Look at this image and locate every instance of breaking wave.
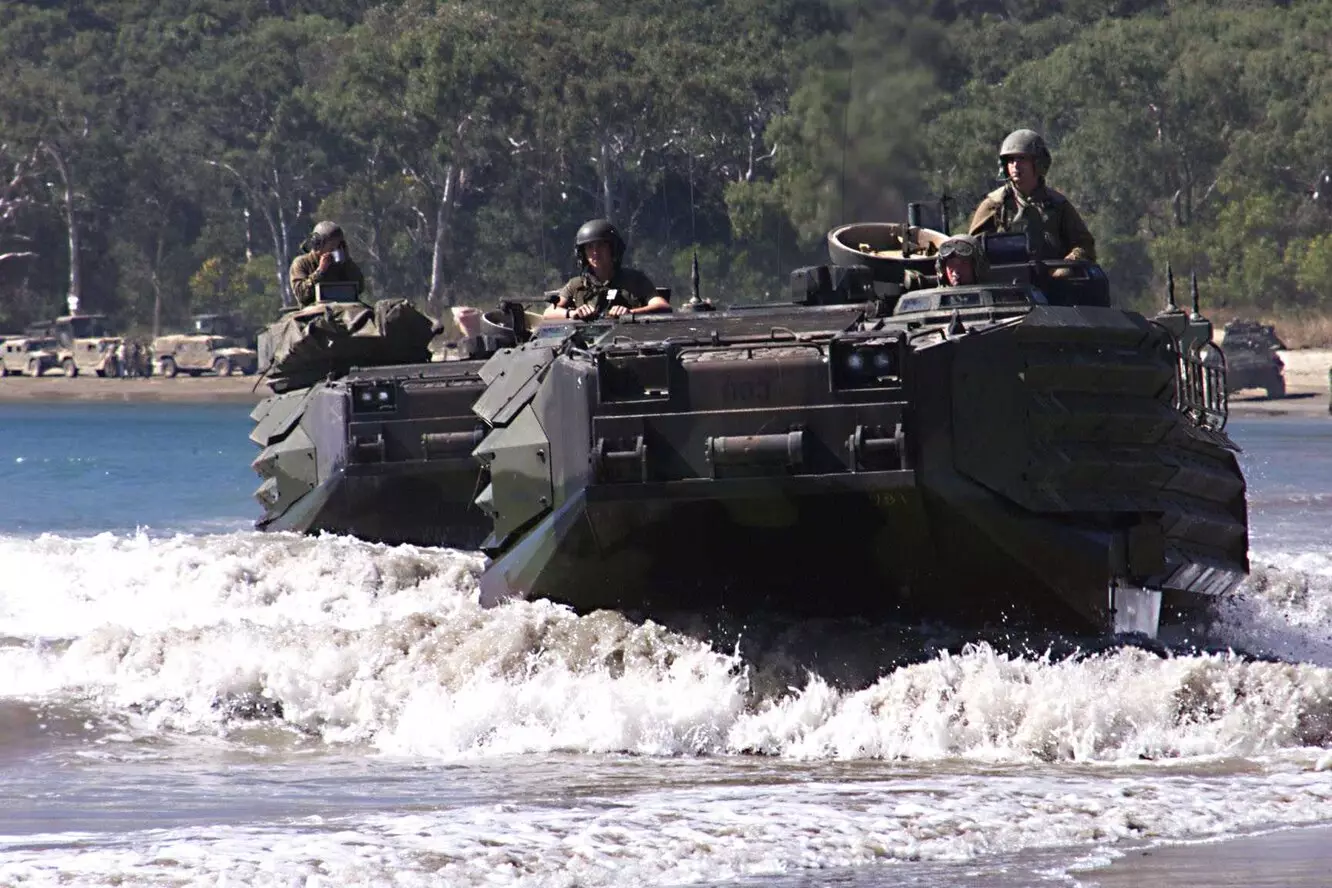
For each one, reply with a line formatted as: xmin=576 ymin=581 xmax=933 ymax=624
xmin=3 ymin=530 xmax=1332 ymax=766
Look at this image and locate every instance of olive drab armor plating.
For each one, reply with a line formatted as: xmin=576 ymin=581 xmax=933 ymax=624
xmin=248 ymin=206 xmax=1248 ymax=641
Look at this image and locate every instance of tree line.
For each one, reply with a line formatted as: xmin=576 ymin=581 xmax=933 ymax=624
xmin=2 ymin=0 xmax=1332 ymax=335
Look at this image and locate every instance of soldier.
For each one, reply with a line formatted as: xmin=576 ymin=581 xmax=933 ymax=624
xmin=544 ymin=219 xmax=670 ymax=320
xmin=903 ymin=235 xmax=985 ymax=291
xmin=968 ymin=129 xmax=1096 ymax=263
xmin=288 ymin=221 xmax=366 ymax=307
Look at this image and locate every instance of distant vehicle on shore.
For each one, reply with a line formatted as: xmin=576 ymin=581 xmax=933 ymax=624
xmin=51 ymin=312 xmax=121 ymax=378
xmin=152 ymin=313 xmax=258 ymax=377
xmin=1220 ymin=319 xmax=1286 ymax=399
xmin=0 ymin=337 xmax=61 ymax=376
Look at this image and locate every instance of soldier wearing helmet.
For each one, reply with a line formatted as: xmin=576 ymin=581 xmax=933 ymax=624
xmin=968 ymin=129 xmax=1096 ymax=263
xmin=544 ymin=218 xmax=670 ymax=320
xmin=903 ymin=234 xmax=986 ymax=291
xmin=289 ymin=220 xmax=366 ymax=307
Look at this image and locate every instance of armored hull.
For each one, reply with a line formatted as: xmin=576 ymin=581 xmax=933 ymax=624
xmin=248 ymin=297 xmax=495 ymax=549
xmin=250 ymin=359 xmax=492 ymax=547
xmin=469 ymin=254 xmax=1248 ymax=637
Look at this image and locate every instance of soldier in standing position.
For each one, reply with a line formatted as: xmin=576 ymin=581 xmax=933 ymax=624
xmin=544 ymin=219 xmax=670 ymax=320
xmin=289 ymin=221 xmax=366 ymax=307
xmin=968 ymin=129 xmax=1096 ymax=263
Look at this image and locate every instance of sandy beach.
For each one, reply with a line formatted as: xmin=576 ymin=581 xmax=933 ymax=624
xmin=1227 ymin=347 xmax=1332 ymax=418
xmin=0 ymin=374 xmax=268 ymax=404
xmin=0 ymin=349 xmax=1327 ymax=414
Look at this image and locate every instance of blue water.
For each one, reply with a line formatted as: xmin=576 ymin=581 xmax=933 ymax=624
xmin=0 ymin=404 xmax=1327 ymax=549
xmin=0 ymin=403 xmax=257 ymax=535
xmin=1229 ymin=416 xmax=1332 ymax=552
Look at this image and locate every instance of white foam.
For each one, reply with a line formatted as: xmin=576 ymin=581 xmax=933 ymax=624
xmin=2 ymin=532 xmax=1332 ymax=767
xmin=2 ymin=766 xmax=1332 ymax=887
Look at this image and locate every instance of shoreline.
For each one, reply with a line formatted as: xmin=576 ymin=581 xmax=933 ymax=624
xmin=0 ymin=375 xmax=267 ymax=404
xmin=0 ymin=349 xmax=1326 ymax=415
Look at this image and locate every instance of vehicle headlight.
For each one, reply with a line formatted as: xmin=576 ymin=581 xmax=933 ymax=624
xmin=351 ymin=381 xmax=397 ymax=413
xmin=832 ymin=338 xmax=901 ymax=389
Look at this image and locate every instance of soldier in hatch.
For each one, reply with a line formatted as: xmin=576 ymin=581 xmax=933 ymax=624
xmin=903 ymin=234 xmax=985 ymax=291
xmin=543 ymin=219 xmax=671 ymax=320
xmin=968 ymin=128 xmax=1096 ymax=263
xmin=289 ymin=220 xmax=366 ymax=307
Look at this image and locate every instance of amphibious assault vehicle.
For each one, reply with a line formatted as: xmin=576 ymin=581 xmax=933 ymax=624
xmin=464 ymin=224 xmax=1247 ymax=638
xmin=248 ymin=223 xmax=1248 ymax=639
xmin=248 ymin=288 xmax=523 ymax=548
xmin=1220 ymin=318 xmax=1286 ymax=399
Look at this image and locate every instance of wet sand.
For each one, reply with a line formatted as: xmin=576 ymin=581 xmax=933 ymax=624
xmin=1074 ymin=824 xmax=1332 ymax=887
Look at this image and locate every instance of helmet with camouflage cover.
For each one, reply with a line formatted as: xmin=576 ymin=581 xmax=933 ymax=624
xmin=935 ymin=234 xmax=987 ymax=282
xmin=999 ymin=129 xmax=1052 ymax=178
xmin=574 ymin=218 xmax=626 ymax=268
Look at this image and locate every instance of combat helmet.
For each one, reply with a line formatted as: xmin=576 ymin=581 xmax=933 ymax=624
xmin=574 ymin=218 xmax=626 ymax=268
xmin=308 ymin=220 xmax=345 ymax=252
xmin=935 ymin=234 xmax=987 ymax=280
xmin=999 ymin=129 xmax=1052 ymax=178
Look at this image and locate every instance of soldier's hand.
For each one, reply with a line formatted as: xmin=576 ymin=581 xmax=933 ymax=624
xmin=317 ymin=252 xmax=335 ymax=273
xmin=573 ymin=303 xmax=598 ymax=319
xmin=607 ymin=304 xmax=629 ymax=318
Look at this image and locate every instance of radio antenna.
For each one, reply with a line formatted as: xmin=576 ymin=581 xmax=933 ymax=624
xmin=689 ymin=141 xmax=700 ymax=305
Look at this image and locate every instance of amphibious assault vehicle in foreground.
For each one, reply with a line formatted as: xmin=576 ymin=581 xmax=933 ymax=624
xmin=248 ymin=224 xmax=1248 ymax=638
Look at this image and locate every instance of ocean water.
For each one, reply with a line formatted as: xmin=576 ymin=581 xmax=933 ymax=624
xmin=1 ymin=404 xmax=1331 ymax=887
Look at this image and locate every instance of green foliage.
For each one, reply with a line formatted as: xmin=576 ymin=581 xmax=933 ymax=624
xmin=188 ymin=254 xmax=281 ymax=330
xmin=2 ymin=0 xmax=1332 ymax=327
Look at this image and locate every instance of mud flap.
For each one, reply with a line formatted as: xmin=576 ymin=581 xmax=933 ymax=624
xmin=1110 ymin=581 xmax=1162 ymax=637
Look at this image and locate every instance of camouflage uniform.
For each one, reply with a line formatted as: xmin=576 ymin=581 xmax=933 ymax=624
xmin=556 ymin=266 xmax=658 ymax=314
xmin=289 ymin=250 xmax=366 ymax=307
xmin=968 ymin=182 xmax=1096 ymax=263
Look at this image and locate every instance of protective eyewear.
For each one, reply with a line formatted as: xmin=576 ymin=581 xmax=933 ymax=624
xmin=939 ymin=239 xmax=976 ymax=259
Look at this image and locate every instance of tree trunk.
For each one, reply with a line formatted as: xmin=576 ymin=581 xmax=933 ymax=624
xmin=273 ymin=167 xmax=295 ymax=307
xmin=151 ymin=228 xmax=165 ymax=338
xmin=42 ymin=142 xmax=81 ymax=312
xmin=598 ymin=141 xmax=615 ymax=222
xmin=428 ymin=163 xmax=456 ymax=309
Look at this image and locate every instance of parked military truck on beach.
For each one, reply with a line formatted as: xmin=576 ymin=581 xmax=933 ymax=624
xmin=0 ymin=337 xmax=61 ymax=376
xmin=52 ymin=312 xmax=121 ymax=377
xmin=152 ymin=314 xmax=259 ymax=377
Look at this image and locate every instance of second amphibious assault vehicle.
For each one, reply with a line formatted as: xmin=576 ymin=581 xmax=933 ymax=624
xmin=249 ymin=215 xmax=1248 ymax=639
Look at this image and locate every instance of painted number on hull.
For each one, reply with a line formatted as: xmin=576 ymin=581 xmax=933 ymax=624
xmin=723 ymin=378 xmax=772 ymax=404
xmin=871 ymin=491 xmax=910 ymax=509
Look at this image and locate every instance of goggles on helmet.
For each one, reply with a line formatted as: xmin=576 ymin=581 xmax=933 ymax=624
xmin=939 ymin=239 xmax=976 ymax=260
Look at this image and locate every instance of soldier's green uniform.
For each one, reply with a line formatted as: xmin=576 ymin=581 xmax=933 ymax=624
xmin=555 ymin=266 xmax=658 ymax=314
xmin=968 ymin=182 xmax=1096 ymax=263
xmin=968 ymin=128 xmax=1096 ymax=263
xmin=289 ymin=250 xmax=366 ymax=307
